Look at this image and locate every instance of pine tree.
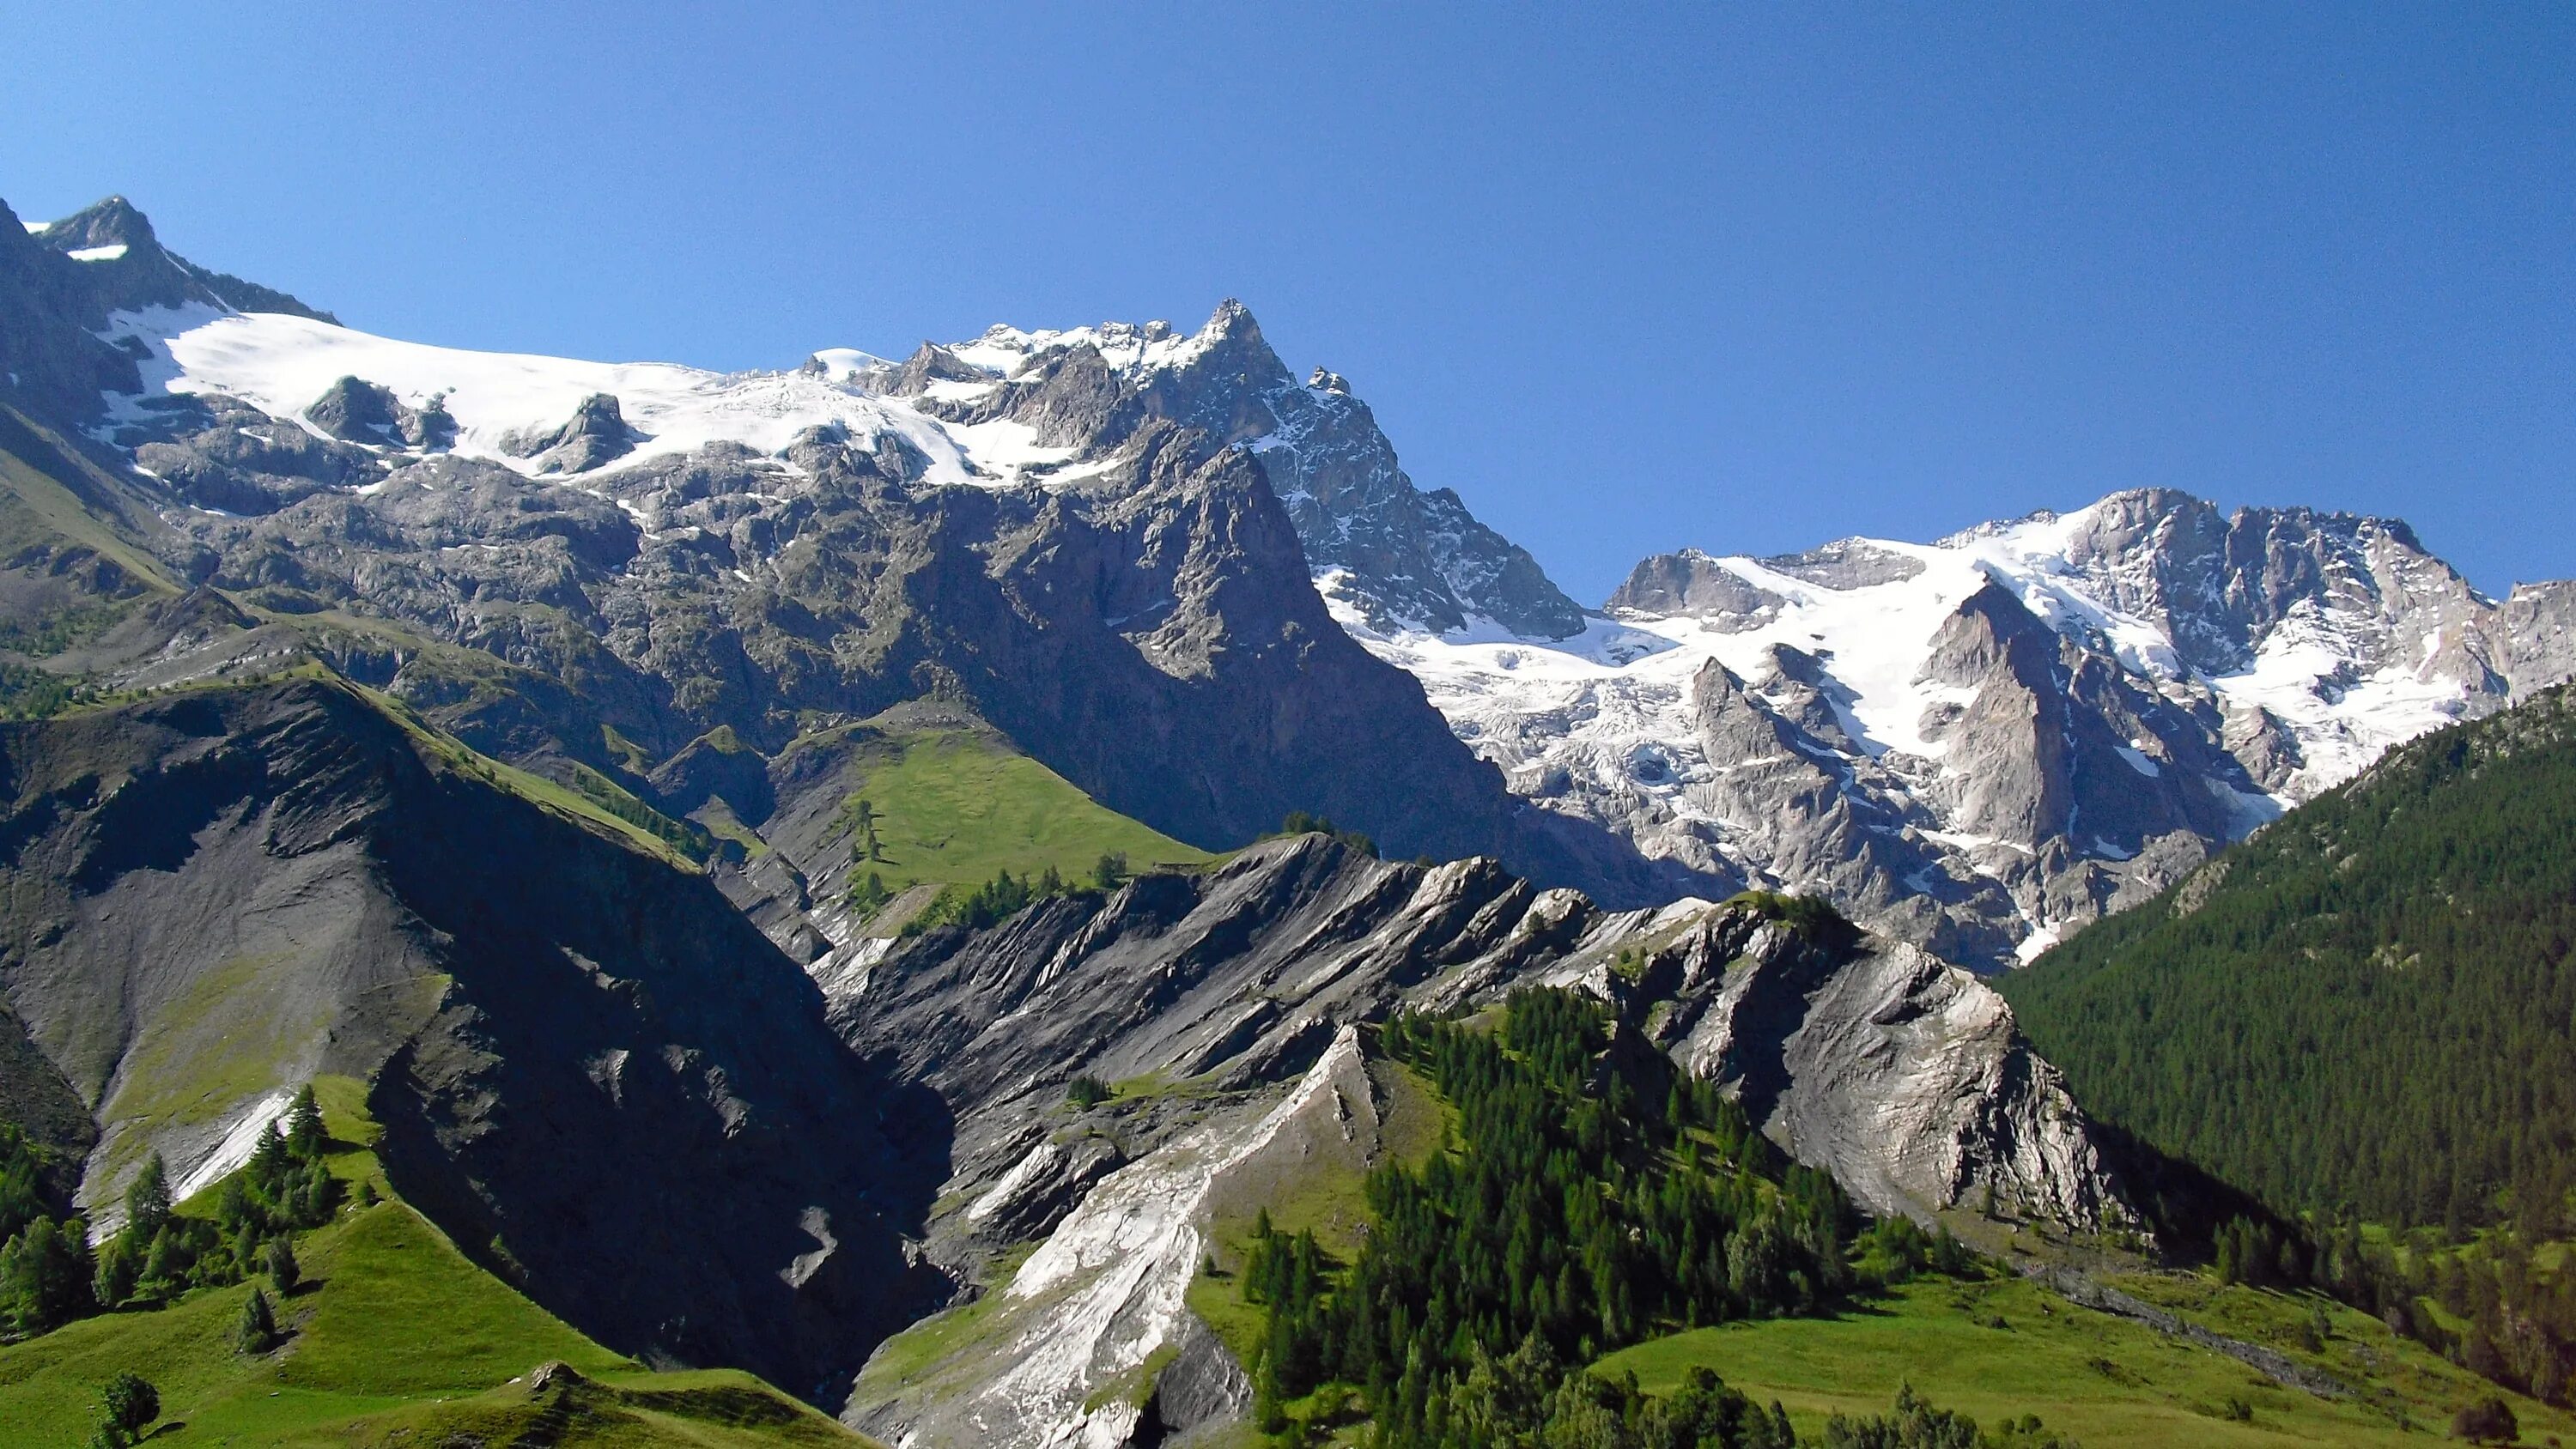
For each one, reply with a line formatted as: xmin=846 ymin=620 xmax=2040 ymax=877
xmin=1 ymin=1216 xmax=94 ymax=1331
xmin=285 ymin=1085 xmax=325 ymax=1157
xmin=90 ymin=1231 xmax=137 ymax=1311
xmin=236 ymin=1285 xmax=278 ymax=1354
xmin=265 ymin=1236 xmax=301 ymax=1296
xmin=122 ymin=1155 xmax=171 ymax=1242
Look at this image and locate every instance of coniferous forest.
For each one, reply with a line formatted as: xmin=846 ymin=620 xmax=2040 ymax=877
xmin=2007 ymin=688 xmax=2576 ymax=1234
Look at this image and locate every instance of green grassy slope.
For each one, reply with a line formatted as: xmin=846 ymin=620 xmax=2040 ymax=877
xmin=0 ymin=407 xmax=182 ymax=598
xmin=811 ymin=721 xmax=1214 ymax=898
xmin=0 ymin=1079 xmax=870 ymax=1447
xmin=1596 ymin=1270 xmax=2575 ymax=1447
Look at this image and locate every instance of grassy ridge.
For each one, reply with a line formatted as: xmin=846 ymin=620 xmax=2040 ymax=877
xmin=0 ymin=1078 xmax=869 ymax=1446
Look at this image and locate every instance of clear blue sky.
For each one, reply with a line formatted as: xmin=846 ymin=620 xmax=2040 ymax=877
xmin=7 ymin=6 xmax=2569 ymax=600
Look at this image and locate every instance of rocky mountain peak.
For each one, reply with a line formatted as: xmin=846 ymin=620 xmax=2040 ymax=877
xmin=36 ymin=194 xmax=159 ymax=252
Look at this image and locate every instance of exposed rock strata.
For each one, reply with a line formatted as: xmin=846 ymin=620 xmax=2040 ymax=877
xmin=825 ymin=838 xmax=2139 ymax=1446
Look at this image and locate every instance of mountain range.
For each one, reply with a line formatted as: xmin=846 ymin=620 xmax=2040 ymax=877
xmin=1 ymin=191 xmax=2569 ymax=1446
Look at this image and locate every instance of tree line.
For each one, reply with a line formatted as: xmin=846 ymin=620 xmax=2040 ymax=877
xmin=2008 ymin=688 xmax=2576 ymax=1235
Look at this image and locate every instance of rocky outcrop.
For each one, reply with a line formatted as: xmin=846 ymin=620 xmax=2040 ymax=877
xmin=1544 ymin=898 xmax=2137 ymax=1228
xmin=304 ymin=375 xmax=454 ymax=451
xmin=507 ymin=391 xmax=640 ymax=473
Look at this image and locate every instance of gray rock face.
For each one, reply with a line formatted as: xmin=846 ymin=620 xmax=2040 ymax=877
xmin=1384 ymin=488 xmax=2576 ymax=967
xmin=0 ymin=194 xmax=333 ymax=432
xmin=303 ymin=375 xmax=454 ymax=451
xmin=911 ymin=303 xmax=1589 ymax=639
xmin=1552 ymin=901 xmax=2136 ymax=1228
xmin=507 ymin=391 xmax=640 ymax=473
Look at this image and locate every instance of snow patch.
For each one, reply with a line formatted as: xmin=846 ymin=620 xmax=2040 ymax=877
xmin=67 ymin=243 xmax=130 ymax=263
xmin=94 ymin=309 xmax=1048 ymax=490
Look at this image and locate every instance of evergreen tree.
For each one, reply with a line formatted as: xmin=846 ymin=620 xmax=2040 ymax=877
xmin=236 ymin=1285 xmax=278 ymax=1354
xmin=0 ymin=1123 xmax=52 ymax=1246
xmin=122 ymin=1155 xmax=171 ymax=1243
xmin=1093 ymin=851 xmax=1128 ymax=891
xmin=285 ymin=1085 xmax=325 ymax=1157
xmin=266 ymin=1235 xmax=301 ymax=1296
xmin=1 ymin=1215 xmax=94 ymax=1332
xmin=90 ymin=1229 xmax=137 ymax=1310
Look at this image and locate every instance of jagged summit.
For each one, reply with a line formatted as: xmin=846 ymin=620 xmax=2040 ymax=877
xmin=902 ymin=298 xmax=1587 ymax=637
xmin=33 ymin=193 xmax=157 ymax=251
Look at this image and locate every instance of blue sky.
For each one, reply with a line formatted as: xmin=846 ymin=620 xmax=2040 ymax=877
xmin=6 ymin=6 xmax=2568 ymax=600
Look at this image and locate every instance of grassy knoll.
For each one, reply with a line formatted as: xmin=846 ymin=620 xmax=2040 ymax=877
xmin=823 ymin=725 xmax=1212 ymax=898
xmin=1593 ymin=1270 xmax=2576 ymax=1447
xmin=0 ymin=1080 xmax=870 ymax=1447
xmin=0 ymin=409 xmax=182 ymax=596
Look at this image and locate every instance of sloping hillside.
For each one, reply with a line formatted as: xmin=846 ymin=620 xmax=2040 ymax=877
xmin=2008 ymin=684 xmax=2576 ymax=1231
xmin=0 ymin=676 xmax=945 ymax=1399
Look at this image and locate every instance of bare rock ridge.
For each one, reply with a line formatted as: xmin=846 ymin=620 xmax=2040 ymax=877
xmin=821 ymin=834 xmax=2140 ymax=1445
xmin=0 ymin=680 xmax=943 ymax=1401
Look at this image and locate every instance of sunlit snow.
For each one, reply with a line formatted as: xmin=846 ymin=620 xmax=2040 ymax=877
xmin=96 ymin=309 xmax=1086 ymax=491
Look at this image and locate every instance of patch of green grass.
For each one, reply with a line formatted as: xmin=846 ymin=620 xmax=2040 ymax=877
xmin=1591 ymin=1272 xmax=2575 ymax=1447
xmin=818 ymin=728 xmax=1212 ymax=898
xmin=1189 ymin=1051 xmax=1450 ymax=1368
xmin=0 ymin=413 xmax=182 ymax=594
xmin=854 ymin=1242 xmax=1043 ymax=1393
xmin=696 ymin=794 xmax=772 ymax=858
xmin=0 ymin=1079 xmax=873 ymax=1447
